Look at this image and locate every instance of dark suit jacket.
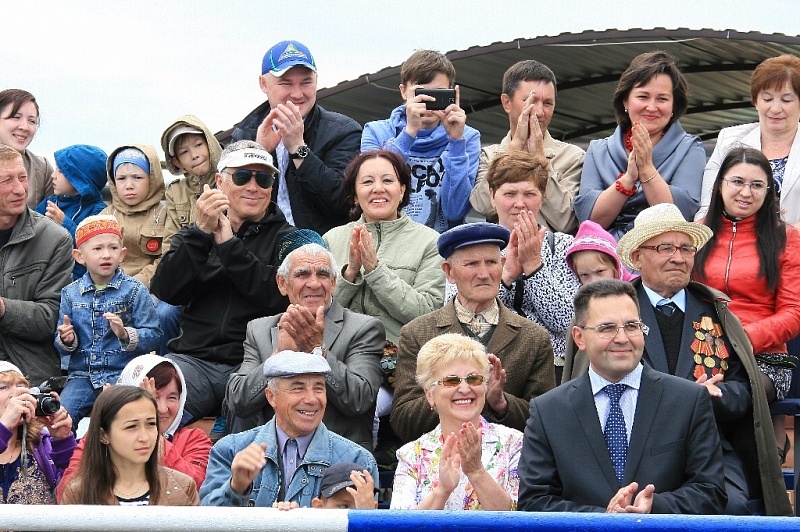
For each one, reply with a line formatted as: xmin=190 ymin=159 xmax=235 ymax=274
xmin=562 ymin=280 xmax=792 ymax=515
xmin=226 ymin=299 xmax=384 ymax=449
xmin=518 ymin=365 xmax=727 ymax=514
xmin=390 ymin=298 xmax=555 ymax=442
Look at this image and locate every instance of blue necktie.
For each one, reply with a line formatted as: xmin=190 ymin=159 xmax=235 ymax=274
xmin=604 ymin=383 xmax=628 ymax=486
xmin=656 ymin=299 xmax=677 ymax=316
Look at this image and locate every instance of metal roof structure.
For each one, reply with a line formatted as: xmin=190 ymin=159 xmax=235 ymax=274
xmin=309 ymin=28 xmax=800 ymax=146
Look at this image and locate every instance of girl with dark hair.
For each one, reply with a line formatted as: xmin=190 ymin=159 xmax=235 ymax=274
xmin=56 ymin=355 xmax=212 ymax=501
xmin=693 ymin=146 xmax=800 ymax=463
xmin=575 ymin=51 xmax=705 ymax=240
xmin=0 ymin=89 xmax=54 ymax=207
xmin=59 ymin=385 xmax=198 ymax=505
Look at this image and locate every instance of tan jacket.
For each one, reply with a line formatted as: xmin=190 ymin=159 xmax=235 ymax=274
xmin=101 ymin=144 xmax=166 ymax=289
xmin=22 ymin=148 xmax=54 ymax=209
xmin=60 ymin=466 xmax=199 ymax=506
xmin=469 ymin=131 xmax=584 ymax=234
xmin=159 ymin=115 xmax=222 ymax=252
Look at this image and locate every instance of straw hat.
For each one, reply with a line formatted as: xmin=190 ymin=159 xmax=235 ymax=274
xmin=616 ymin=203 xmax=713 ymax=270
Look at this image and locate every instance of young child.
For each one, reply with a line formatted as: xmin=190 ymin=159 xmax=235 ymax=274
xmin=565 ymin=220 xmax=637 ymax=284
xmin=35 ymin=144 xmax=108 ymax=279
xmin=361 ymin=50 xmax=480 ymax=233
xmin=159 ymin=115 xmax=222 ymax=252
xmin=55 ymin=215 xmax=161 ymax=430
xmin=100 ymin=145 xmax=166 ymax=288
xmin=272 ymin=461 xmax=378 ymax=510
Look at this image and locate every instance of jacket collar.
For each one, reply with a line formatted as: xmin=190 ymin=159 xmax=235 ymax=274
xmin=78 ymin=268 xmax=125 ymax=294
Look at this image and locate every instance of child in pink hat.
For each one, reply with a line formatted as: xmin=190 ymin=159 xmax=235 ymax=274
xmin=565 ymin=220 xmax=637 ymax=284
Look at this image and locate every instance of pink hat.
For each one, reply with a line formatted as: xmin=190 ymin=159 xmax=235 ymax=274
xmin=566 ymin=220 xmax=637 ymax=281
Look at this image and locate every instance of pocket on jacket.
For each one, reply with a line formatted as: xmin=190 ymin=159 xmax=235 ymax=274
xmin=650 ymin=439 xmax=685 ymax=456
xmin=3 ymin=261 xmax=46 ymax=299
xmin=139 ymin=225 xmax=165 ymax=256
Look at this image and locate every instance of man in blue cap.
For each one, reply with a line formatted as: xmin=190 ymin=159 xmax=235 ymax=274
xmin=390 ymin=222 xmax=556 ymax=442
xmin=201 ymin=350 xmax=378 ymax=508
xmin=230 ymin=40 xmax=362 ymax=235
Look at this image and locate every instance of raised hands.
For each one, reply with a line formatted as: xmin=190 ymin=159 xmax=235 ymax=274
xmin=275 ymin=304 xmax=325 ymax=354
xmin=230 ymin=442 xmax=268 ymax=495
xmin=433 ymin=85 xmax=466 ymax=141
xmin=257 ymin=102 xmax=306 ymax=154
xmin=343 ymin=225 xmax=379 ymax=282
xmin=508 ymin=90 xmax=545 ymax=158
xmin=45 ymin=200 xmax=66 ymax=224
xmin=485 ymin=354 xmax=508 ymax=415
xmin=104 ymin=311 xmax=129 ymax=343
xmin=196 ymin=184 xmax=230 ymax=234
xmin=57 ymin=315 xmax=76 ymax=346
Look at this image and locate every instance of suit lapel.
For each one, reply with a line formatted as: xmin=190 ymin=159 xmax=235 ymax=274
xmin=637 ymin=287 xmax=669 ymax=374
xmin=569 ymin=375 xmax=620 ymax=490
xmin=486 ymin=303 xmax=518 ymax=355
xmin=624 ymin=366 xmax=663 ymax=483
xmin=322 ymin=300 xmax=345 ymax=350
xmin=436 ymin=301 xmax=464 ymax=335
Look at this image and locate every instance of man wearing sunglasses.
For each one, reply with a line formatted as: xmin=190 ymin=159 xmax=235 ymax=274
xmin=151 ymin=140 xmax=295 ymax=430
xmin=519 ymin=278 xmax=726 ymax=514
xmin=564 ymin=203 xmax=791 ymax=516
xmin=391 ymin=222 xmax=556 ymax=443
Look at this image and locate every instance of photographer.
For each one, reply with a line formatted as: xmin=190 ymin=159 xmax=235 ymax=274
xmin=0 ymin=361 xmax=76 ymax=503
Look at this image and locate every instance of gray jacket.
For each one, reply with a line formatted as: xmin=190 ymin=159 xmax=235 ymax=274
xmin=0 ymin=208 xmax=73 ymax=384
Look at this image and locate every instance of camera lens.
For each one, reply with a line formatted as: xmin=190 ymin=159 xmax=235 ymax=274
xmin=34 ymin=394 xmax=60 ymax=416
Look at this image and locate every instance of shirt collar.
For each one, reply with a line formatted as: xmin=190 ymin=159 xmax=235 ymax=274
xmin=588 ymin=361 xmax=643 ymax=396
xmin=275 ymin=424 xmax=315 ymax=459
xmin=453 ymin=296 xmax=500 ymax=326
xmin=641 ymin=284 xmax=686 ymax=313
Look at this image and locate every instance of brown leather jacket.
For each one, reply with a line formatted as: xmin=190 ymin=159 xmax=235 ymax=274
xmin=60 ymin=466 xmax=199 ymax=506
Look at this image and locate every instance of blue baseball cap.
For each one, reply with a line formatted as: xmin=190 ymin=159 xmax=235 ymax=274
xmin=262 ymin=40 xmax=317 ymax=76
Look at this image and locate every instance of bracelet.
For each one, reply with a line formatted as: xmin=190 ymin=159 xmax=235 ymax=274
xmin=641 ymin=170 xmax=658 ymax=184
xmin=615 ymin=174 xmax=636 ymax=197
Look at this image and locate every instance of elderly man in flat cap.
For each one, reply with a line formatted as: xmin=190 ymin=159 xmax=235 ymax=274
xmin=564 ymin=203 xmax=791 ymax=516
xmin=390 ymin=222 xmax=555 ymax=443
xmin=226 ymin=232 xmax=384 ymax=450
xmin=201 ymin=351 xmax=378 ymax=508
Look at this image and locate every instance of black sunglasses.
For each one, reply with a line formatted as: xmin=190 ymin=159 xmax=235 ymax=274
xmin=225 ymin=169 xmax=275 ymax=189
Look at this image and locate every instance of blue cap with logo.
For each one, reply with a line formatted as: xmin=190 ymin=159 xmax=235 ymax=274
xmin=262 ymin=40 xmax=317 ymax=76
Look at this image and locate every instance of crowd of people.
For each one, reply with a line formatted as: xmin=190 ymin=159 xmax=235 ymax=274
xmin=0 ymin=38 xmax=798 ymax=516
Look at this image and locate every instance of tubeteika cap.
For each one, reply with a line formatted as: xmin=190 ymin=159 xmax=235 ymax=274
xmin=75 ymin=215 xmax=123 ymax=248
xmin=263 ymin=350 xmax=331 ymax=379
xmin=437 ymin=222 xmax=510 ymax=259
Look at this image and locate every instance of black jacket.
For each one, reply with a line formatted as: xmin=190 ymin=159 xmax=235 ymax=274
xmin=151 ymin=203 xmax=295 ymax=365
xmin=232 ymin=102 xmax=362 ymax=235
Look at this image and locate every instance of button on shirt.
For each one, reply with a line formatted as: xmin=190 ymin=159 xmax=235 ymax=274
xmin=275 ymin=426 xmax=313 ymax=495
xmin=589 ymin=363 xmax=643 ymax=442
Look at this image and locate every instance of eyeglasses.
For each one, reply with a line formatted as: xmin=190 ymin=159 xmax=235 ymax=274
xmin=434 ymin=374 xmax=486 ymax=387
xmin=224 ymin=169 xmax=276 ymax=189
xmin=578 ymin=321 xmax=647 ymax=339
xmin=638 ymin=244 xmax=697 ymax=258
xmin=722 ymin=178 xmax=769 ymax=194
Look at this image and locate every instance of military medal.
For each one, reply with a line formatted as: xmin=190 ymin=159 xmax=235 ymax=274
xmin=691 ymin=315 xmax=730 ymax=379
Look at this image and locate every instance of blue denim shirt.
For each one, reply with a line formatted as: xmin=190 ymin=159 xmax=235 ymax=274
xmin=55 ymin=268 xmax=161 ymax=387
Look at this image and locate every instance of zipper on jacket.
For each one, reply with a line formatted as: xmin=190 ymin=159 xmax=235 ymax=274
xmin=723 ymin=221 xmax=737 ymax=294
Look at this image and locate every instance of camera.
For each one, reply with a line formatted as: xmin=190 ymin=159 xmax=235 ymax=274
xmin=414 ymin=88 xmax=456 ymax=111
xmin=29 ymin=387 xmax=61 ymax=417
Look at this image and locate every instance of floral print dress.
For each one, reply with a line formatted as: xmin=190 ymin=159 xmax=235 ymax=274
xmin=390 ymin=418 xmax=522 ymax=510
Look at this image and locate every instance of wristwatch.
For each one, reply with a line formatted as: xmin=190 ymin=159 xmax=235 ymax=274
xmin=311 ymin=345 xmax=327 ymax=358
xmin=289 ymin=145 xmax=310 ymax=160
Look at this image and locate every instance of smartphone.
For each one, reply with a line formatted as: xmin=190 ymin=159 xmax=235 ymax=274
xmin=415 ymin=88 xmax=456 ymax=111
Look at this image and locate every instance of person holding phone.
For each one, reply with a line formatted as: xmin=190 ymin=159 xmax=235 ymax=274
xmin=361 ymin=50 xmax=481 ymax=233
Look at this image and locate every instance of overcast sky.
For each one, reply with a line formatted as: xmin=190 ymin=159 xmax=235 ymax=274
xmin=6 ymin=1 xmax=800 ymax=164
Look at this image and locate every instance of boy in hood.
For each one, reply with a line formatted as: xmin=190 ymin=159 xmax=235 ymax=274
xmin=35 ymin=143 xmax=108 ymax=279
xmin=361 ymin=50 xmax=481 ymax=233
xmin=160 ymin=115 xmax=222 ymax=252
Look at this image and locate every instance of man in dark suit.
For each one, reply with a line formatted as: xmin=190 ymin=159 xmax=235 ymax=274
xmin=518 ymin=279 xmax=726 ymax=514
xmin=565 ymin=203 xmax=791 ymax=515
xmin=226 ymin=235 xmax=384 ymax=449
xmin=390 ymin=222 xmax=555 ymax=442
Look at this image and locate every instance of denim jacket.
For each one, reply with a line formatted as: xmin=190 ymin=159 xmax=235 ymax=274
xmin=200 ymin=418 xmax=378 ymax=507
xmin=55 ymin=268 xmax=161 ymax=386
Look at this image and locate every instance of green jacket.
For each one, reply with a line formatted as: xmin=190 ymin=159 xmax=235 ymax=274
xmin=323 ymin=213 xmax=444 ymax=345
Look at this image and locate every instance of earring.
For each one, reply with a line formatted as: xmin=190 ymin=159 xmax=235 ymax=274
xmin=624 ymin=108 xmax=628 ymax=113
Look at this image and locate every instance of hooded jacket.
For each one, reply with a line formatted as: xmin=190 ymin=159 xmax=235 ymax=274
xmin=231 ymin=101 xmax=362 ymax=235
xmin=160 ymin=115 xmax=222 ymax=252
xmin=55 ymin=354 xmax=213 ymax=501
xmin=100 ymin=144 xmax=166 ymax=289
xmin=150 ymin=203 xmax=295 ymax=365
xmin=361 ymin=104 xmax=481 ymax=232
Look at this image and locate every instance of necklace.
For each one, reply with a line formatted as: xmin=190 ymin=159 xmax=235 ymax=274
xmin=113 ymin=478 xmax=148 ymax=499
xmin=0 ymin=440 xmax=20 ymax=464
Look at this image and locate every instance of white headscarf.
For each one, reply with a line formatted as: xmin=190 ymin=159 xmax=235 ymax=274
xmin=117 ymin=354 xmax=187 ymax=438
